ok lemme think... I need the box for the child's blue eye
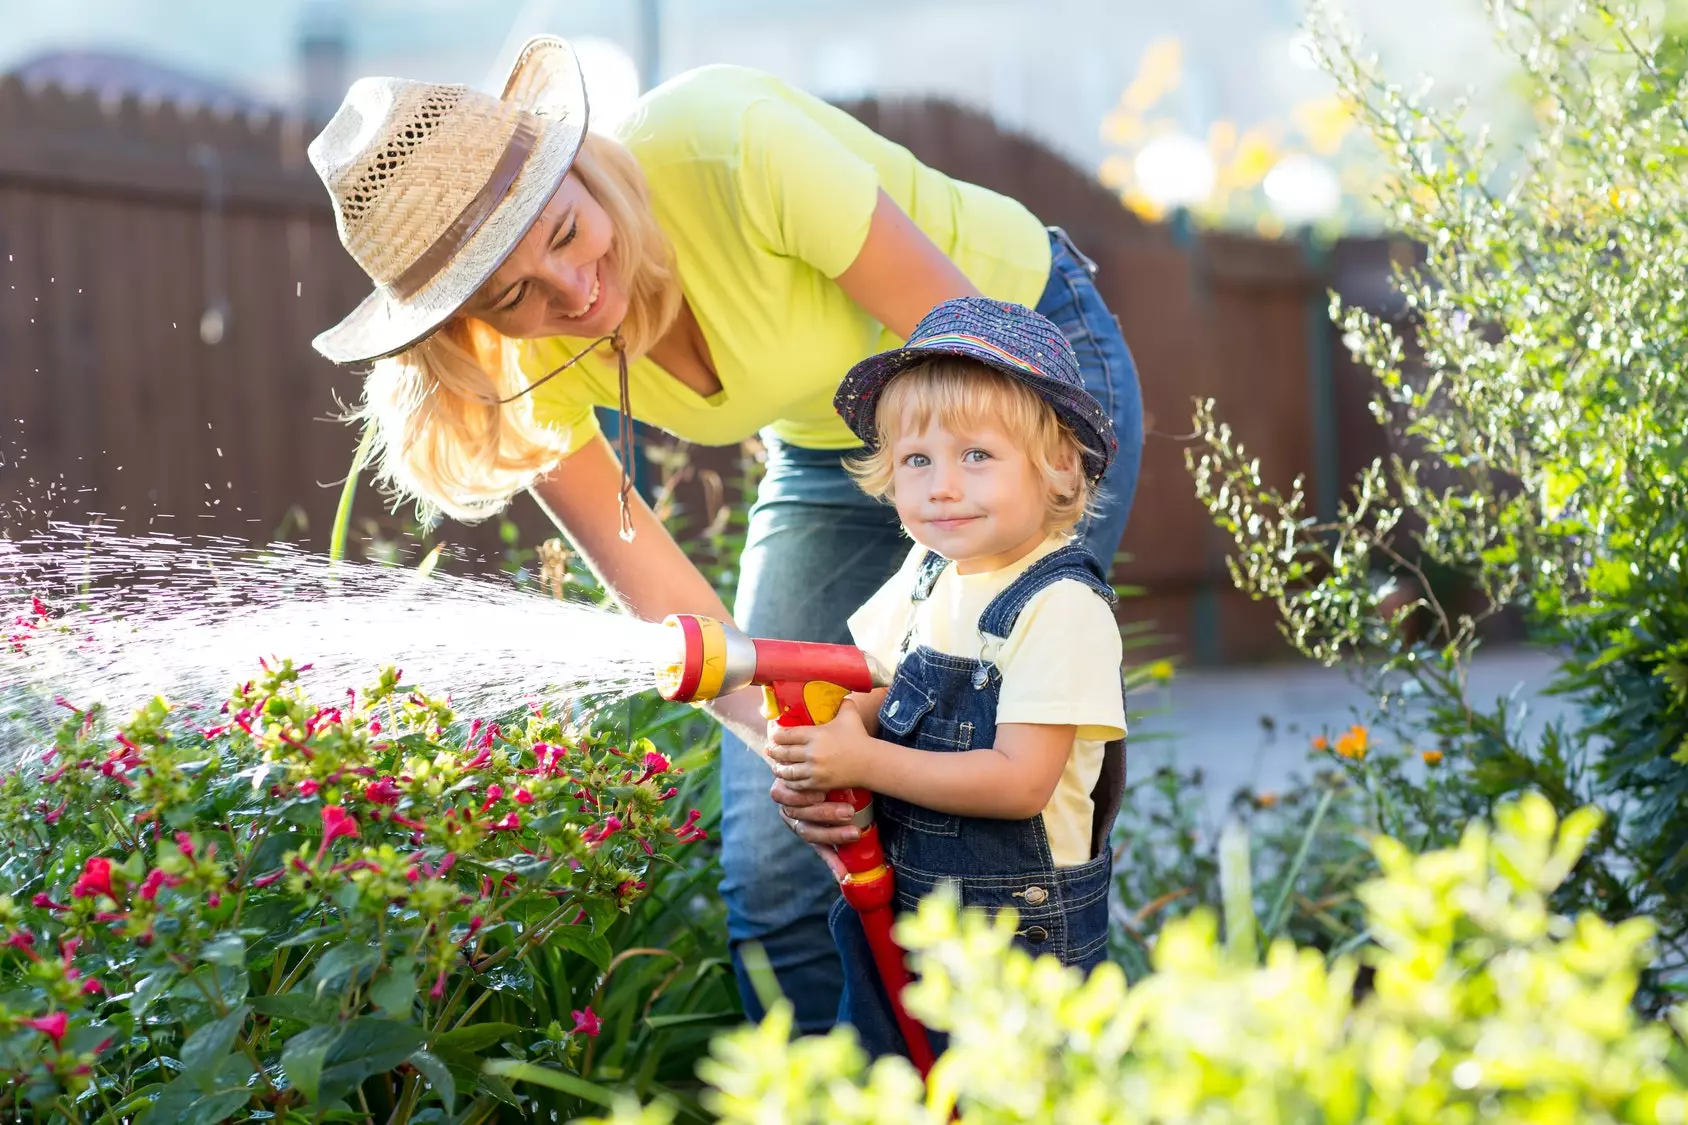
[963,449,992,463]
[901,453,930,468]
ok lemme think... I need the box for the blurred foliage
[584,796,1688,1123]
[1188,0,1688,1007]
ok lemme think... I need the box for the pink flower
[297,779,320,797]
[249,870,285,889]
[81,978,105,996]
[71,857,116,901]
[514,788,534,805]
[571,1007,601,1037]
[429,969,448,1001]
[364,777,402,806]
[24,1011,67,1046]
[640,751,671,780]
[31,893,66,912]
[490,811,521,832]
[174,832,196,860]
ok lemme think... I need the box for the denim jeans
[718,227,1144,1031]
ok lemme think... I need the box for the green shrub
[587,795,1688,1124]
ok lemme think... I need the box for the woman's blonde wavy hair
[349,132,681,523]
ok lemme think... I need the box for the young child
[765,296,1126,1060]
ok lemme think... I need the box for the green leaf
[408,1049,456,1112]
[314,1018,427,1107]
[200,933,246,968]
[482,1059,618,1107]
[130,970,177,1019]
[250,992,338,1024]
[551,926,613,972]
[312,944,381,993]
[179,1004,249,1092]
[642,1010,742,1031]
[369,961,417,1017]
[279,1024,336,1104]
[137,1055,254,1125]
[430,1022,520,1055]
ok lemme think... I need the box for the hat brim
[834,341,1116,481]
[312,37,589,366]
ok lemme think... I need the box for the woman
[309,35,1142,1033]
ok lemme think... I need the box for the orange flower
[1333,725,1369,761]
[1422,749,1444,766]
[1312,735,1329,752]
[1256,791,1279,808]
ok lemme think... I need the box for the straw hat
[308,36,588,365]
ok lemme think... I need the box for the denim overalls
[830,542,1127,1060]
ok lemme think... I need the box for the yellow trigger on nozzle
[803,681,850,724]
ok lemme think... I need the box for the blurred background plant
[1188,0,1688,1010]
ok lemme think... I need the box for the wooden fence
[0,78,1403,664]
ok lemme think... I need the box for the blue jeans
[719,227,1144,1031]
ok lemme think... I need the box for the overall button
[886,700,901,717]
[1023,925,1050,943]
[1021,885,1048,907]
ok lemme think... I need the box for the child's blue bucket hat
[834,297,1117,481]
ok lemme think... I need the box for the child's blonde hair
[349,132,682,523]
[847,358,1100,532]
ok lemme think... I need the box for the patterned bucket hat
[834,297,1117,480]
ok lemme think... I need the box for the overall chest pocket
[876,677,972,838]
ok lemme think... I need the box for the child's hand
[765,704,876,792]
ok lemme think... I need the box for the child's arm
[766,704,1072,820]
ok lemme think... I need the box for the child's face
[888,414,1051,574]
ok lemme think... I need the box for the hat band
[913,332,1048,379]
[388,114,541,299]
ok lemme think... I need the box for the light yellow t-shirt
[847,537,1127,868]
[521,64,1052,454]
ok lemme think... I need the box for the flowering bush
[0,658,708,1122]
[588,795,1688,1124]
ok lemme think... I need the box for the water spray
[654,613,938,1076]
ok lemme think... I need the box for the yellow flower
[1422,749,1444,766]
[1147,659,1175,684]
[1334,725,1369,761]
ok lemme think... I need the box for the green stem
[330,425,376,565]
[1262,787,1337,941]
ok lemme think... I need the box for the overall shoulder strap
[977,544,1117,640]
[909,551,949,603]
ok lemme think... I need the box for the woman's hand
[835,190,981,339]
[765,704,879,792]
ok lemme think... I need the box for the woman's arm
[766,705,1073,820]
[834,190,981,338]
[529,433,767,746]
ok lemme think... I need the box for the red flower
[640,751,670,781]
[31,893,66,912]
[571,1007,601,1037]
[317,805,359,860]
[429,969,448,1001]
[514,788,534,805]
[580,815,623,845]
[71,857,117,901]
[490,811,521,832]
[672,808,708,845]
[174,832,196,860]
[364,777,402,806]
[24,1011,67,1046]
[81,978,105,996]
[297,779,320,798]
[249,870,285,889]
[137,868,184,902]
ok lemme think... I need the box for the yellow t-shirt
[846,537,1127,868]
[521,64,1052,454]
